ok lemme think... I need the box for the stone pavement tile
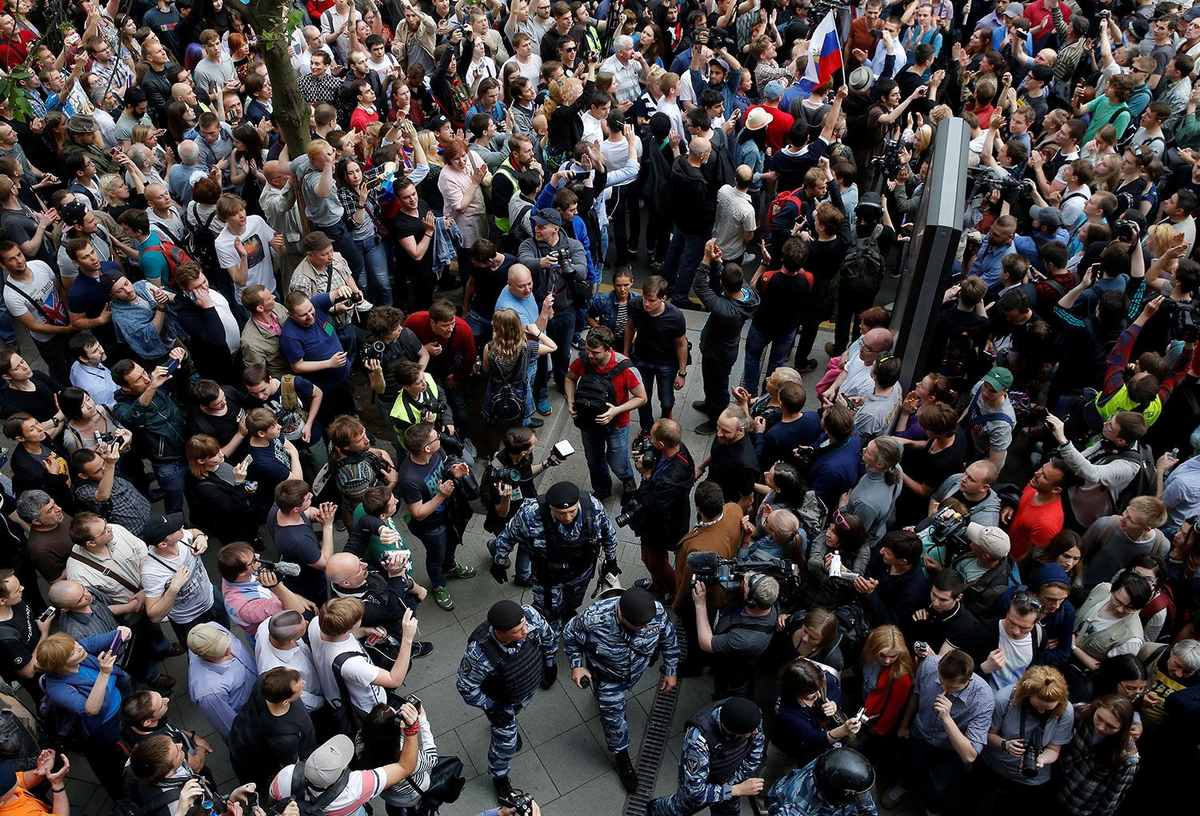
[518,678,587,747]
[541,768,628,815]
[206,745,237,788]
[406,618,470,693]
[428,727,481,781]
[534,721,616,795]
[580,690,649,755]
[499,749,559,806]
[452,709,531,770]
[422,672,488,736]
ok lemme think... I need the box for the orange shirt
[1008,484,1064,562]
[0,774,51,816]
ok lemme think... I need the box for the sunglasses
[1013,592,1044,610]
[834,509,850,529]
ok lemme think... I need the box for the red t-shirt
[403,312,478,381]
[567,349,644,429]
[1008,483,1064,561]
[747,104,794,152]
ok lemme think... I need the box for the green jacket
[112,387,186,465]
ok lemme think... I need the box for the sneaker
[514,575,533,587]
[593,489,612,501]
[446,563,476,579]
[163,642,187,658]
[572,334,586,351]
[696,419,718,435]
[528,416,544,428]
[536,397,553,415]
[463,439,478,459]
[433,586,454,610]
[412,641,434,658]
[799,358,819,375]
[493,776,514,804]
[691,400,708,411]
[615,749,640,793]
[880,783,908,809]
[500,556,511,568]
[634,578,664,594]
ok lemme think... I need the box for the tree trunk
[245,1,311,158]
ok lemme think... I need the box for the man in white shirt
[307,596,418,724]
[502,31,543,87]
[713,165,757,262]
[0,240,74,382]
[255,610,327,714]
[600,35,648,108]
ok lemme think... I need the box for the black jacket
[636,443,697,552]
[228,683,316,790]
[172,295,245,383]
[694,262,761,362]
[185,471,260,544]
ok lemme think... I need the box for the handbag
[408,755,466,815]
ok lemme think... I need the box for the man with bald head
[826,327,895,402]
[325,552,433,657]
[713,164,757,262]
[661,136,718,309]
[259,160,303,285]
[496,262,555,426]
[928,459,1003,528]
[145,182,184,239]
[171,81,199,110]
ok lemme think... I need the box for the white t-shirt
[308,617,386,715]
[141,534,215,624]
[367,52,398,82]
[207,289,242,354]
[255,625,326,711]
[991,620,1034,689]
[503,53,542,87]
[3,261,66,330]
[215,215,278,302]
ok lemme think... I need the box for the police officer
[563,587,680,792]
[766,748,877,816]
[692,576,780,699]
[628,418,695,597]
[457,600,557,803]
[647,697,766,816]
[489,481,621,648]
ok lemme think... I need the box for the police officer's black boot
[493,775,515,803]
[615,749,639,792]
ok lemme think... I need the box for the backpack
[142,237,193,285]
[290,760,352,816]
[765,188,804,233]
[839,223,886,302]
[1141,583,1176,641]
[486,349,527,423]
[833,603,872,663]
[182,205,220,272]
[1104,443,1158,513]
[281,375,309,421]
[572,357,633,432]
[939,324,981,383]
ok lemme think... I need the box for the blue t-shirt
[138,232,170,284]
[280,293,349,390]
[248,439,292,502]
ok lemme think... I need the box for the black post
[893,118,971,391]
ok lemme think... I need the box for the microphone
[686,551,722,572]
[260,559,302,578]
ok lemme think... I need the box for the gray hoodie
[694,263,761,362]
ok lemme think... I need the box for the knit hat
[619,587,657,627]
[487,600,525,632]
[719,697,762,734]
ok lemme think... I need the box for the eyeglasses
[564,45,577,52]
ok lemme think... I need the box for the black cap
[487,600,525,632]
[619,587,657,626]
[142,512,185,547]
[59,200,87,227]
[719,697,761,734]
[99,272,123,293]
[648,112,672,140]
[545,482,581,509]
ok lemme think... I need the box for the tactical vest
[685,700,756,783]
[469,620,545,706]
[530,495,599,585]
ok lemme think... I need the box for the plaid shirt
[74,476,151,538]
[1054,707,1139,816]
[910,654,994,753]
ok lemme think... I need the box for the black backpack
[1106,443,1158,513]
[839,224,886,302]
[939,324,980,384]
[486,349,527,423]
[181,204,220,273]
[572,357,632,432]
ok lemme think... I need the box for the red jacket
[863,665,913,735]
[403,312,477,383]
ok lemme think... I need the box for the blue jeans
[741,324,795,396]
[467,309,492,347]
[580,423,634,497]
[661,229,708,306]
[317,219,365,276]
[354,234,392,305]
[635,361,679,432]
[153,459,187,513]
[409,518,460,589]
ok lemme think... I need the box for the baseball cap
[709,57,731,72]
[982,366,1014,391]
[762,79,787,100]
[1002,2,1024,18]
[966,522,1011,560]
[429,114,451,132]
[1029,205,1063,230]
[59,201,88,227]
[142,512,185,547]
[305,735,357,788]
[187,624,232,660]
[531,208,562,227]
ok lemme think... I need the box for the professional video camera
[871,140,906,182]
[809,0,852,20]
[928,508,970,561]
[1170,300,1199,343]
[967,166,1031,198]
[686,551,803,597]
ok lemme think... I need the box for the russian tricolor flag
[798,11,844,95]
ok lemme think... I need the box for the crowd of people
[0,0,1199,815]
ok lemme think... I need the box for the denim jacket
[586,290,642,332]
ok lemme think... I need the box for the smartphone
[38,606,56,623]
[164,358,180,375]
[109,630,124,655]
[244,791,258,812]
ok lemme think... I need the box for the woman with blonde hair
[858,625,914,738]
[786,607,846,671]
[131,123,168,174]
[480,307,556,431]
[36,629,131,796]
[979,665,1073,800]
[98,172,143,219]
[543,66,594,170]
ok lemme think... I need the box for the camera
[614,498,644,529]
[257,558,302,578]
[1020,734,1042,777]
[1098,9,1111,19]
[686,551,802,596]
[500,791,535,816]
[445,454,481,500]
[363,339,387,362]
[928,508,970,560]
[391,694,423,726]
[633,433,657,470]
[338,291,364,306]
[1170,301,1199,343]
[94,430,126,451]
[870,139,906,182]
[1113,219,1138,242]
[968,166,1030,199]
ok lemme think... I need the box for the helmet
[813,748,875,805]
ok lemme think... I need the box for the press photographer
[690,560,783,698]
[124,735,262,816]
[625,419,696,599]
[386,360,457,441]
[363,306,430,442]
[324,551,433,659]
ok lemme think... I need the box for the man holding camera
[489,481,621,646]
[325,551,433,659]
[483,427,566,585]
[387,360,455,441]
[628,418,695,597]
[281,287,357,423]
[563,587,679,792]
[458,599,557,803]
[691,573,780,699]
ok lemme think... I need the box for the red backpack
[765,188,804,233]
[142,239,193,286]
